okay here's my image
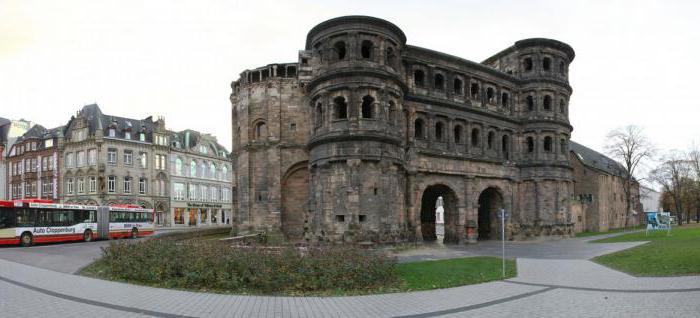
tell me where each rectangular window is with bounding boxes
[139,178,146,194]
[174,208,184,224]
[45,139,53,148]
[77,151,86,167]
[77,178,85,193]
[139,133,145,142]
[139,152,147,168]
[222,188,229,201]
[88,149,97,165]
[67,178,74,194]
[125,131,131,140]
[211,187,217,202]
[189,184,196,200]
[31,182,36,196]
[109,128,115,137]
[107,148,117,164]
[108,176,116,193]
[201,185,207,202]
[124,150,132,165]
[124,177,131,193]
[66,153,74,168]
[174,183,185,200]
[89,177,97,193]
[41,157,47,171]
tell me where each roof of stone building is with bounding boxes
[169,129,230,158]
[570,141,628,177]
[69,104,157,142]
[13,124,64,150]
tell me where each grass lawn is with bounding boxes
[592,223,700,276]
[395,257,516,291]
[575,225,643,238]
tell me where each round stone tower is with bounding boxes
[304,16,408,243]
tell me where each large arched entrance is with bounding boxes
[420,184,459,244]
[477,187,504,240]
[281,164,309,241]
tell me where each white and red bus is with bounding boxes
[0,200,154,246]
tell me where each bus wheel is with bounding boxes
[83,230,93,242]
[131,228,138,239]
[20,232,33,247]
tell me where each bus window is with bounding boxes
[16,209,36,227]
[88,210,96,222]
[0,208,16,229]
[36,210,52,226]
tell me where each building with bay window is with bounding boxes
[167,129,232,227]
[60,104,170,217]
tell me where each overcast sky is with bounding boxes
[2,0,699,166]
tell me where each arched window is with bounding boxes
[255,121,267,139]
[190,161,197,177]
[454,125,463,144]
[470,83,480,99]
[388,101,397,125]
[560,138,567,154]
[453,78,463,94]
[414,70,425,87]
[501,93,509,107]
[315,103,323,127]
[333,96,347,119]
[175,158,183,175]
[544,136,553,152]
[487,131,495,149]
[210,163,216,179]
[361,40,373,59]
[435,122,444,141]
[386,47,396,67]
[543,95,552,111]
[434,74,444,90]
[502,135,510,159]
[471,128,480,147]
[222,166,228,181]
[334,41,346,60]
[200,162,207,178]
[486,87,495,103]
[361,95,374,119]
[414,118,425,139]
[527,95,534,111]
[543,57,551,71]
[527,137,534,153]
[524,57,533,71]
[559,99,566,114]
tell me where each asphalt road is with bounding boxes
[0,239,112,274]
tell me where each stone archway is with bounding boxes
[281,163,309,241]
[477,187,504,240]
[420,184,459,244]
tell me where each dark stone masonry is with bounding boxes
[231,16,576,244]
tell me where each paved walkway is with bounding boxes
[1,235,699,317]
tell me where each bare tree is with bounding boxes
[686,148,700,222]
[605,125,654,227]
[649,151,691,225]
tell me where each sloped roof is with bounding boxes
[169,129,230,158]
[69,104,156,142]
[570,141,627,177]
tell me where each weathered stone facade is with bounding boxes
[231,16,576,243]
[570,141,642,232]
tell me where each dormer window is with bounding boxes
[125,131,131,140]
[108,128,116,137]
[139,133,145,142]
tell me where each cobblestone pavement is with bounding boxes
[1,232,699,317]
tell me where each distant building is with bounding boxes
[6,124,63,201]
[570,141,642,232]
[640,185,661,212]
[60,104,170,216]
[0,118,34,200]
[167,130,233,227]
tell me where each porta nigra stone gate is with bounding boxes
[231,16,576,244]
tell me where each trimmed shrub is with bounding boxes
[95,238,397,294]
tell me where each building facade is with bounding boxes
[570,141,642,232]
[1,118,33,200]
[60,105,170,215]
[231,16,577,244]
[167,130,233,227]
[6,125,62,201]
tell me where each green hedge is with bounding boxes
[88,238,397,294]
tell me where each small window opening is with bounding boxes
[434,74,444,90]
[524,58,533,71]
[286,66,296,77]
[454,125,462,144]
[471,128,480,147]
[335,215,345,222]
[501,93,509,107]
[373,188,378,195]
[316,103,323,127]
[435,122,444,141]
[334,41,346,60]
[502,135,510,159]
[487,131,495,149]
[361,95,374,119]
[301,58,308,65]
[255,121,267,140]
[527,137,534,153]
[486,87,495,103]
[414,119,425,139]
[544,136,553,152]
[414,70,425,87]
[359,215,367,222]
[470,83,479,99]
[543,57,551,71]
[361,40,373,59]
[334,96,347,119]
[543,95,552,111]
[453,78,463,94]
[527,95,534,111]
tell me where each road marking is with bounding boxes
[0,274,196,318]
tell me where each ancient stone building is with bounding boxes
[231,16,576,243]
[570,141,641,232]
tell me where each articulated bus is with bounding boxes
[0,200,154,246]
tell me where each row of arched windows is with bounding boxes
[525,94,567,114]
[413,69,512,108]
[324,38,397,68]
[523,136,568,154]
[523,55,566,75]
[174,157,231,181]
[314,94,398,126]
